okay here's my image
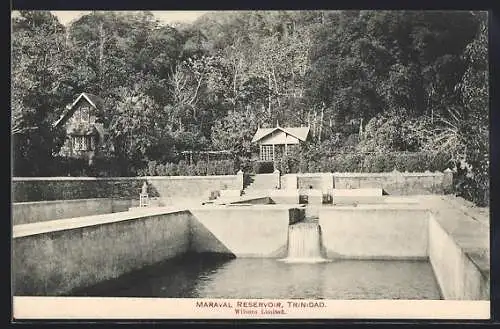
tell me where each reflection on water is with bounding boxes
[75,253,442,300]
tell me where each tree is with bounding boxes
[108,84,169,172]
[357,113,422,153]
[306,11,478,124]
[453,13,488,205]
[12,11,74,175]
[211,110,260,157]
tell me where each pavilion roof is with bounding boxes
[251,126,310,143]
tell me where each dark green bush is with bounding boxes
[236,157,255,173]
[253,161,275,174]
[453,155,489,207]
[329,153,363,172]
[395,153,426,172]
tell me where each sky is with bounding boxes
[48,11,212,26]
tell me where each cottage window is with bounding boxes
[261,145,273,161]
[82,136,88,150]
[79,106,90,123]
[72,135,95,151]
[72,136,82,151]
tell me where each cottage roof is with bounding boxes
[53,92,105,128]
[251,126,310,143]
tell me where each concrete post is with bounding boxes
[237,169,244,190]
[274,169,281,189]
[443,168,453,194]
[322,173,334,203]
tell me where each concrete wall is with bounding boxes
[280,174,297,190]
[12,177,143,202]
[12,175,242,202]
[13,210,191,296]
[270,190,300,204]
[13,204,303,295]
[428,210,489,300]
[298,175,323,189]
[296,173,334,192]
[12,198,139,225]
[147,175,242,200]
[281,171,451,196]
[281,173,333,192]
[111,199,140,213]
[13,171,450,203]
[189,206,303,257]
[319,206,430,259]
[333,172,452,195]
[318,196,489,300]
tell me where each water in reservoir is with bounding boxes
[74,254,442,299]
[280,222,329,263]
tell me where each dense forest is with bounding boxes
[11,10,488,205]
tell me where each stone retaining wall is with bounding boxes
[12,175,243,202]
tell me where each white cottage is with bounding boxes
[251,124,310,162]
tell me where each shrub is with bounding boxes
[428,152,453,172]
[253,161,274,174]
[453,155,489,207]
[275,153,301,174]
[298,157,309,173]
[364,154,385,172]
[237,157,255,173]
[329,153,363,172]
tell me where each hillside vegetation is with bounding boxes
[11,10,488,205]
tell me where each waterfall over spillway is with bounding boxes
[280,222,329,263]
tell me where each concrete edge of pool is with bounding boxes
[11,194,490,302]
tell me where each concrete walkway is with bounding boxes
[13,207,190,238]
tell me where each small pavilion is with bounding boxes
[251,123,310,162]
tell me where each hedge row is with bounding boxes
[138,159,237,176]
[276,151,452,174]
[30,152,452,177]
[141,152,452,176]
